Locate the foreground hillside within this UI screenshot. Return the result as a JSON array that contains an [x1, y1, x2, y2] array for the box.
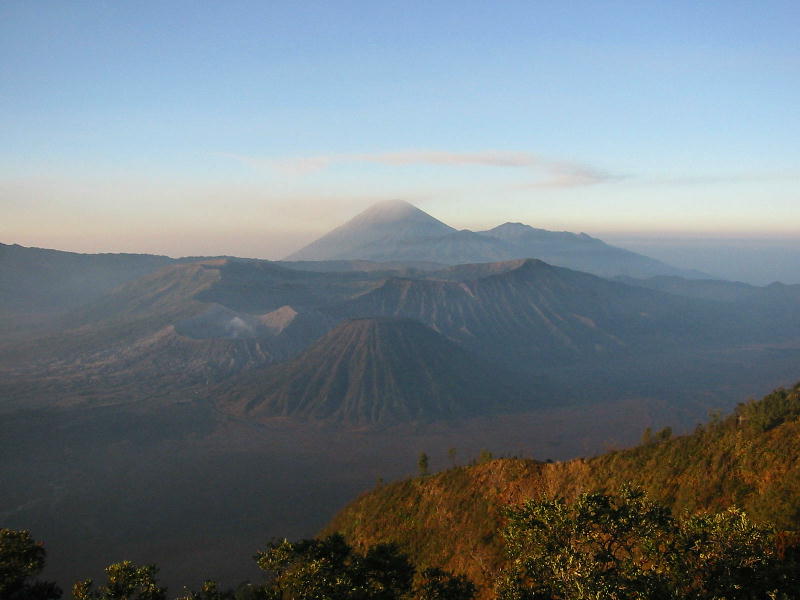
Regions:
[[325, 382, 800, 593]]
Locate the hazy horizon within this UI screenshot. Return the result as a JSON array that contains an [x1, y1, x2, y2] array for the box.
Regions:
[[2, 2, 799, 283], [4, 196, 800, 284]]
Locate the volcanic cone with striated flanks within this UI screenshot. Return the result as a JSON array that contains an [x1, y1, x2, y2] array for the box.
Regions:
[[223, 317, 543, 424]]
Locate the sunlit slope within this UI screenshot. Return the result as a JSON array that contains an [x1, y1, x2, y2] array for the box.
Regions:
[[325, 383, 800, 591]]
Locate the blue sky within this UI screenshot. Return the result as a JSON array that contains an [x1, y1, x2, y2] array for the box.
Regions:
[[1, 1, 798, 272]]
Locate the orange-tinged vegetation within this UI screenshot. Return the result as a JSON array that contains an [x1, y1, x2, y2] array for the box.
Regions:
[[324, 382, 800, 595]]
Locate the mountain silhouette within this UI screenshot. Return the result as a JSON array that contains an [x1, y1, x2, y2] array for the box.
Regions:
[[286, 201, 705, 279]]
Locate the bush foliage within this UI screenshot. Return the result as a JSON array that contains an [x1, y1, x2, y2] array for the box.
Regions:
[[498, 486, 799, 599]]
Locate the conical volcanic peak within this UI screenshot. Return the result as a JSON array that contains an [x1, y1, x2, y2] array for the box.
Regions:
[[223, 317, 539, 425], [346, 199, 439, 225], [285, 201, 455, 261], [285, 202, 700, 278]]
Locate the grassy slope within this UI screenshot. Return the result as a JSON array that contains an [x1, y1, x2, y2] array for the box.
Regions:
[[324, 383, 800, 593]]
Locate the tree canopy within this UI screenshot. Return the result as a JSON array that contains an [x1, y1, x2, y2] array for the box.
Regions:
[[497, 486, 799, 600], [72, 561, 166, 600], [0, 528, 62, 600]]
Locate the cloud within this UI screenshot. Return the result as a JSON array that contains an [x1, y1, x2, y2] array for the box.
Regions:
[[641, 173, 800, 186], [351, 150, 545, 168], [221, 149, 617, 188], [221, 149, 548, 173], [519, 163, 623, 188], [222, 150, 800, 191]]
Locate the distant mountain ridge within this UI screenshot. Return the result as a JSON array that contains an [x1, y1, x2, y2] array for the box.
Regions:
[[4, 229, 798, 427], [4, 253, 796, 418], [286, 200, 705, 279], [323, 258, 733, 369], [0, 242, 174, 316]]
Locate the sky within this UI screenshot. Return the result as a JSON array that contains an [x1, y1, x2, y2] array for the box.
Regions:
[[1, 1, 799, 281]]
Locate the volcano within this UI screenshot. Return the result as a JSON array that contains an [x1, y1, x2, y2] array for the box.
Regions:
[[222, 317, 543, 424]]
